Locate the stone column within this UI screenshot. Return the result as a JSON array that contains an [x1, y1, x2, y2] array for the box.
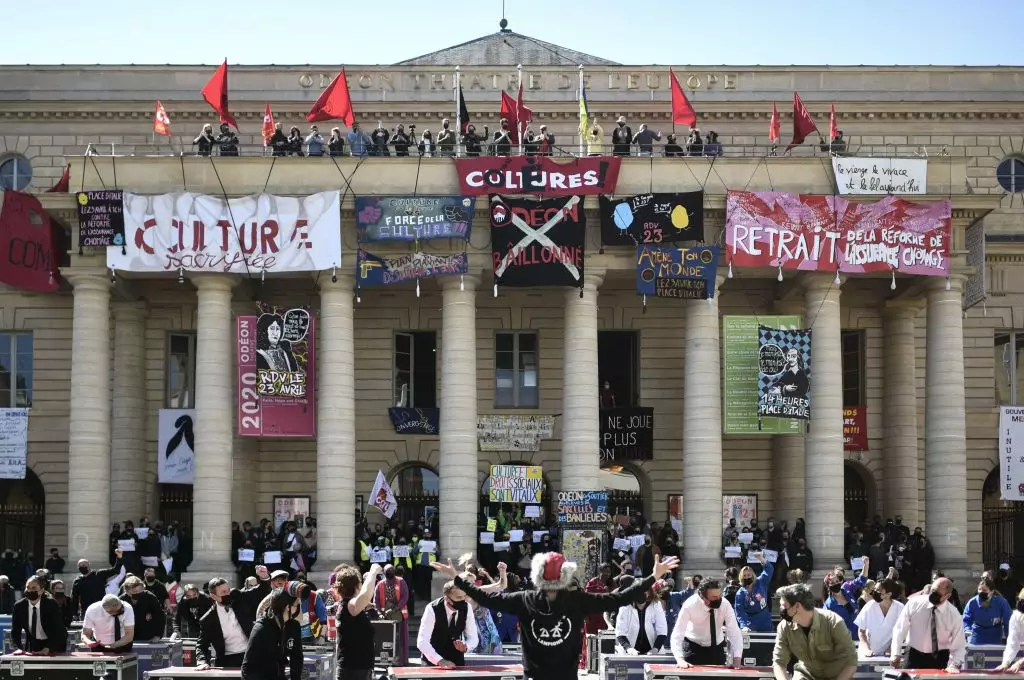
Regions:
[[316, 272, 357, 566], [773, 302, 807, 527], [561, 269, 605, 491], [925, 277, 968, 564], [682, 279, 724, 569], [188, 275, 237, 574], [803, 274, 845, 568], [65, 271, 112, 563], [883, 304, 921, 525], [439, 275, 479, 560], [110, 302, 148, 524]]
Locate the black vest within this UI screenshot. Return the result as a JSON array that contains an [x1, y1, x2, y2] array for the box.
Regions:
[[428, 598, 467, 666]]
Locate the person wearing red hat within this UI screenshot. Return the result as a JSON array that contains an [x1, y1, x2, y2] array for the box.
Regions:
[[432, 551, 679, 680]]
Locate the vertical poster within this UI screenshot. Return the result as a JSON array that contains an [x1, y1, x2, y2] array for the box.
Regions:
[[237, 305, 316, 437], [559, 528, 604, 583], [157, 408, 196, 484], [76, 190, 126, 247], [999, 406, 1024, 501], [722, 495, 758, 529], [843, 406, 868, 451], [273, 496, 310, 532], [722, 316, 803, 434], [0, 408, 29, 479], [757, 326, 812, 424]]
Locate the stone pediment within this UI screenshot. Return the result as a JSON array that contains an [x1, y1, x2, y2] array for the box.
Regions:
[[396, 26, 618, 67]]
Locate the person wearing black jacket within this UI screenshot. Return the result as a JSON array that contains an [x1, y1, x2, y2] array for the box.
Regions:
[[11, 576, 68, 653], [51, 580, 75, 627], [241, 586, 303, 680], [72, 548, 124, 618], [193, 125, 216, 157], [174, 584, 212, 639], [45, 548, 66, 575], [391, 124, 411, 156], [0, 575, 15, 614], [197, 565, 271, 668], [432, 552, 679, 680], [121, 576, 165, 642]]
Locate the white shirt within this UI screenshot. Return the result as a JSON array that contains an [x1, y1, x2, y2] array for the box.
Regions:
[[891, 596, 966, 667], [615, 602, 668, 652], [28, 601, 47, 640], [670, 593, 744, 665], [83, 601, 135, 646], [854, 598, 904, 656], [1002, 611, 1024, 666], [416, 600, 479, 665], [216, 603, 249, 655]]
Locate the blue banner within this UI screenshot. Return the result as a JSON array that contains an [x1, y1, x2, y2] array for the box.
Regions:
[[356, 250, 468, 287], [356, 196, 475, 241], [388, 408, 440, 435], [635, 244, 719, 300]]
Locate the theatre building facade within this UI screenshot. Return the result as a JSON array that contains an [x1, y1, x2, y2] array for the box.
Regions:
[[1, 32, 1023, 580]]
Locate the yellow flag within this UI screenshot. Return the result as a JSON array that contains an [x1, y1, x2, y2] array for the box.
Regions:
[[579, 84, 590, 139]]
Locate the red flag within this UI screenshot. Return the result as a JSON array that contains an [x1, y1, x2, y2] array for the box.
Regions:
[[516, 82, 533, 126], [669, 69, 697, 127], [262, 103, 276, 144], [46, 164, 70, 193], [154, 100, 172, 137], [201, 60, 238, 129], [786, 92, 819, 151], [306, 70, 355, 126], [769, 102, 781, 143], [499, 85, 533, 144], [829, 103, 839, 141], [0, 191, 61, 292]]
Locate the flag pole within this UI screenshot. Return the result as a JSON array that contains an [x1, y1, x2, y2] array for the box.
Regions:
[[517, 63, 524, 156], [578, 65, 584, 157], [454, 65, 461, 158]]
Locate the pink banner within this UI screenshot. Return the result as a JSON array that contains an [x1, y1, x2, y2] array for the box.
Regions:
[[237, 306, 316, 438], [725, 190, 951, 276]]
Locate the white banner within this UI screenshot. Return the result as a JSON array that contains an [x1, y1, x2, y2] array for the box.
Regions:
[[0, 408, 28, 479], [832, 157, 928, 195], [158, 409, 196, 484], [1000, 406, 1024, 501], [109, 191, 341, 274]]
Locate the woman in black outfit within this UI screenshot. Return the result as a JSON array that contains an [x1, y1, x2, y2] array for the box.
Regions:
[[241, 586, 304, 680], [287, 126, 304, 157], [335, 563, 382, 680]]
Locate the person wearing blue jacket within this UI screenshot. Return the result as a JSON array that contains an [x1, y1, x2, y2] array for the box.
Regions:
[[823, 573, 862, 638], [964, 576, 1012, 645], [735, 553, 774, 631]]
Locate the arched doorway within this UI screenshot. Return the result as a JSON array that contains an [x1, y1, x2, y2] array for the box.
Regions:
[[600, 463, 644, 520], [844, 462, 871, 530], [0, 470, 45, 558], [388, 464, 439, 529], [983, 467, 1024, 569]]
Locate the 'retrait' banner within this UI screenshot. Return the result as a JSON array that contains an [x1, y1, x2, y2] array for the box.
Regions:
[[725, 190, 950, 276], [490, 194, 585, 288], [355, 196, 474, 241], [237, 305, 316, 438], [455, 155, 621, 196], [356, 249, 468, 287], [600, 191, 704, 245], [635, 244, 719, 300], [757, 325, 812, 425]]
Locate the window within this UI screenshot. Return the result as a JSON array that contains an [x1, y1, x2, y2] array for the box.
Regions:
[[997, 157, 1024, 193], [994, 331, 1024, 405], [393, 332, 437, 408], [167, 332, 196, 408], [598, 331, 640, 408], [0, 155, 32, 191], [0, 333, 32, 408], [495, 331, 539, 408], [840, 330, 864, 407]]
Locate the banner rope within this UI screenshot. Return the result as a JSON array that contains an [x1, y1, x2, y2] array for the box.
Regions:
[[262, 155, 277, 193], [208, 155, 255, 284]]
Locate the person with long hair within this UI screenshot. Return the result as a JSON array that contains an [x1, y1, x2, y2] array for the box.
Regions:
[[615, 582, 668, 656], [255, 313, 298, 373], [735, 553, 774, 632], [335, 564, 382, 680], [241, 585, 303, 680], [854, 578, 904, 657]]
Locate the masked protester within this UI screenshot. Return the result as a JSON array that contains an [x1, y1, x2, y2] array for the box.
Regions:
[[963, 576, 1012, 645], [71, 548, 125, 618], [121, 575, 164, 642], [241, 586, 303, 680], [735, 553, 774, 632], [669, 578, 743, 667], [174, 583, 212, 639], [890, 577, 966, 671], [995, 587, 1024, 672], [614, 584, 668, 655], [51, 579, 75, 627]]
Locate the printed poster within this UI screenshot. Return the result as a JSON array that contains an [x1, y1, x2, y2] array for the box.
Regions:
[[237, 305, 316, 437], [843, 406, 868, 451], [722, 316, 803, 435], [490, 195, 585, 288], [600, 191, 704, 245], [355, 196, 475, 241], [635, 244, 719, 300], [157, 408, 196, 484], [0, 408, 28, 479], [1000, 406, 1024, 501], [723, 495, 758, 529], [757, 326, 812, 423], [831, 157, 927, 195], [356, 250, 468, 287], [274, 496, 310, 532], [559, 528, 604, 582], [488, 465, 543, 503]]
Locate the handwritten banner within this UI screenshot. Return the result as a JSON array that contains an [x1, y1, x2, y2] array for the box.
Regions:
[[387, 408, 440, 435], [832, 157, 927, 195], [0, 408, 28, 479], [600, 408, 654, 462], [723, 316, 804, 435], [76, 190, 126, 247], [725, 190, 951, 277], [488, 465, 544, 503], [490, 195, 585, 288], [356, 250, 468, 287], [556, 490, 609, 525], [600, 191, 704, 245], [636, 244, 719, 300], [455, 155, 621, 196], [757, 326, 812, 424], [1000, 406, 1024, 501], [843, 406, 868, 451], [355, 196, 474, 241], [477, 415, 554, 451]]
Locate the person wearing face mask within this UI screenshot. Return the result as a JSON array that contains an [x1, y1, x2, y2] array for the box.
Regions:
[[142, 568, 170, 611], [790, 538, 814, 574], [241, 586, 303, 680], [82, 593, 135, 652], [599, 379, 617, 409], [173, 583, 212, 639], [823, 559, 871, 640], [120, 575, 164, 642], [611, 116, 632, 156], [735, 552, 774, 632], [49, 579, 74, 627], [11, 576, 67, 653], [963, 576, 1011, 645], [71, 547, 124, 618], [994, 586, 1024, 672], [196, 565, 272, 669], [416, 579, 480, 667], [890, 577, 966, 671], [774, 583, 858, 680], [375, 564, 410, 663], [615, 583, 668, 656], [854, 578, 905, 657], [670, 578, 743, 668]]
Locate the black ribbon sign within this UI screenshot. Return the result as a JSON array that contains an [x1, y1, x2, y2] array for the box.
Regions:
[[600, 191, 704, 245], [599, 407, 654, 461], [76, 190, 125, 247], [490, 195, 585, 288], [388, 408, 440, 435]]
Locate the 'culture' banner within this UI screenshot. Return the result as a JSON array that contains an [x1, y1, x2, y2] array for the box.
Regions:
[[355, 196, 474, 241], [112, 191, 342, 274], [725, 190, 950, 276], [491, 195, 585, 288], [455, 155, 621, 196], [600, 191, 704, 245], [636, 244, 719, 300], [356, 249, 468, 287], [237, 305, 316, 437], [757, 325, 812, 424], [723, 316, 804, 435]]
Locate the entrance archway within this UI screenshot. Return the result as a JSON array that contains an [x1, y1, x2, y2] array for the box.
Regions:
[[843, 461, 871, 530], [601, 463, 645, 520], [0, 469, 45, 558], [388, 464, 439, 529], [983, 467, 1024, 569]]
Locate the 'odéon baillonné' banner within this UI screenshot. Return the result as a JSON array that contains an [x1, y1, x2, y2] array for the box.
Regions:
[[757, 325, 812, 426], [600, 191, 704, 245], [636, 244, 719, 300], [112, 191, 342, 274], [456, 156, 621, 196], [490, 195, 585, 288], [725, 190, 950, 276], [356, 250, 468, 287], [355, 196, 475, 241]]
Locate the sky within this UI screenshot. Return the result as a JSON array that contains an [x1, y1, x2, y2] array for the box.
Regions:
[[3, 0, 1022, 66]]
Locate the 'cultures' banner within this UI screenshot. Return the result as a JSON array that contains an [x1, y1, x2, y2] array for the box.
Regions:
[[600, 408, 654, 462], [490, 195, 585, 288], [757, 325, 812, 424], [636, 244, 719, 300], [600, 191, 704, 245], [455, 155, 621, 196], [725, 190, 950, 277], [355, 196, 474, 241], [356, 250, 468, 287], [237, 305, 316, 438], [722, 316, 803, 435]]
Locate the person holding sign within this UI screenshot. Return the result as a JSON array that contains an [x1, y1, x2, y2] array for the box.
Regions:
[[824, 557, 870, 640], [670, 578, 744, 668], [735, 552, 774, 632]]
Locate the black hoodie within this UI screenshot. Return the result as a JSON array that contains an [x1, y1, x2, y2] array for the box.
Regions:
[[454, 574, 655, 679]]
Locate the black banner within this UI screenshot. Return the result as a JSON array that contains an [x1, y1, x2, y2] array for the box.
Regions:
[[490, 195, 585, 288], [387, 408, 440, 435], [599, 407, 654, 462], [76, 190, 125, 247], [600, 191, 704, 245]]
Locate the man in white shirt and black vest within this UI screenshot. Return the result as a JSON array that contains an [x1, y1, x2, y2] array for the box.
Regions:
[[891, 577, 966, 672], [671, 578, 744, 667], [416, 580, 480, 667]]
